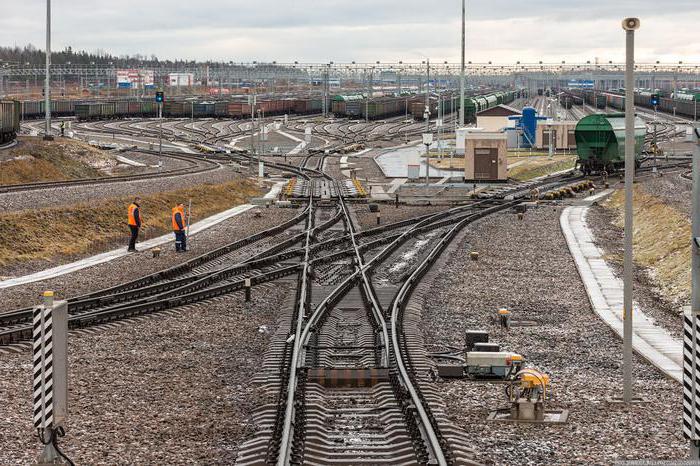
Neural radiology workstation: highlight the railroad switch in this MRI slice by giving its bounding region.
[435,329,524,381]
[488,368,569,423]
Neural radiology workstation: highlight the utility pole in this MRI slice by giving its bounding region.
[365,68,373,123]
[158,101,163,164]
[685,126,700,459]
[622,17,640,404]
[43,0,53,140]
[425,58,430,124]
[459,0,466,126]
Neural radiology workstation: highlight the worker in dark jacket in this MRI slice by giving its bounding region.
[127,197,142,252]
[172,203,187,252]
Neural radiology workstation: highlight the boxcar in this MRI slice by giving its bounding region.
[0,101,20,144]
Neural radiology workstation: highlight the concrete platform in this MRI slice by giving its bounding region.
[0,181,286,290]
[374,144,461,178]
[560,198,682,383]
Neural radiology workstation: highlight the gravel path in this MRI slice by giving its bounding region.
[0,282,289,465]
[0,164,240,213]
[353,204,448,230]
[420,206,684,465]
[0,207,299,312]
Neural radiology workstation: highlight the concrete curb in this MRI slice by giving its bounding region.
[560,203,683,383]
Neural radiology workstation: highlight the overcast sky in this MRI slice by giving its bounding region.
[1,0,698,63]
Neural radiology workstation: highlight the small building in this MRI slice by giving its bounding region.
[535,121,578,151]
[476,104,521,132]
[464,132,508,182]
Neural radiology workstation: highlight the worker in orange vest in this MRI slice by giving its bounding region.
[127,197,142,252]
[172,202,187,252]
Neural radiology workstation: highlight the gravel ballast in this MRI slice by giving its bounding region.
[420,205,684,465]
[0,283,288,465]
[353,204,449,230]
[0,165,243,213]
[0,207,299,312]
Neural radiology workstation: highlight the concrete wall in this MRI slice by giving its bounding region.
[535,121,577,150]
[476,115,511,132]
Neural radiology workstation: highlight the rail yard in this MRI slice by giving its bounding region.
[1,4,700,466]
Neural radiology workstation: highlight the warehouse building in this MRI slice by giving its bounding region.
[535,121,578,151]
[476,105,521,132]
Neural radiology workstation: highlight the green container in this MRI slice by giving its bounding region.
[575,113,646,172]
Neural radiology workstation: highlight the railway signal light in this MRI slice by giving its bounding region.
[650,93,660,106]
[155,91,164,103]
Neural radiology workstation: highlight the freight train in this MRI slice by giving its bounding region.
[13,88,526,124]
[17,96,331,121]
[566,87,699,118]
[575,113,646,174]
[0,101,21,144]
[462,90,523,123]
[404,89,523,124]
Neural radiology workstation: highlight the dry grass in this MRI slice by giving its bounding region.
[0,179,262,266]
[0,137,115,185]
[428,154,577,177]
[429,157,465,170]
[507,155,577,181]
[604,186,691,303]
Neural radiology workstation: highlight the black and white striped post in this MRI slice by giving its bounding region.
[685,127,700,458]
[33,290,69,465]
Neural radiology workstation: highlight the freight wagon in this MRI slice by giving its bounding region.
[294,98,323,114]
[575,113,646,174]
[331,95,364,116]
[227,101,253,118]
[0,101,20,144]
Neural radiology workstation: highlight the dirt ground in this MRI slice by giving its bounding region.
[0,179,262,268]
[0,136,116,184]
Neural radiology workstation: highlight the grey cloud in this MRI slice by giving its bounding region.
[0,0,697,62]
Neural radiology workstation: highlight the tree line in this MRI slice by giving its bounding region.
[0,44,202,67]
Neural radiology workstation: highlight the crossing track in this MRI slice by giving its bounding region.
[5,116,598,464]
[0,148,226,194]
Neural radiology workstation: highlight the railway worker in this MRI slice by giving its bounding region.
[172,202,187,252]
[59,121,65,137]
[127,197,142,252]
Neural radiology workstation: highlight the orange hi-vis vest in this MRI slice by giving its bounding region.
[171,206,186,231]
[128,203,139,226]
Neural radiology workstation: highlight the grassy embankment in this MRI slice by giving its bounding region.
[428,153,577,181]
[603,186,691,303]
[0,180,262,267]
[507,155,577,181]
[0,137,113,185]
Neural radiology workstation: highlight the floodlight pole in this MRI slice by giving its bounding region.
[688,126,700,459]
[459,0,466,126]
[622,17,639,404]
[43,0,53,140]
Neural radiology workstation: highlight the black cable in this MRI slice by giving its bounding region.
[35,427,75,466]
[51,427,76,466]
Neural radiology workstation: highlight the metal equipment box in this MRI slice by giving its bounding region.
[465,330,489,352]
[474,342,500,352]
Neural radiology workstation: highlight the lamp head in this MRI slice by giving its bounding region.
[622,18,640,31]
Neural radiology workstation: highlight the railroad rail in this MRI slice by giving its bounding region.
[0,148,224,194]
[1,118,602,464]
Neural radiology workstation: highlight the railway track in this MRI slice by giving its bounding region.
[4,116,595,463]
[0,148,222,194]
